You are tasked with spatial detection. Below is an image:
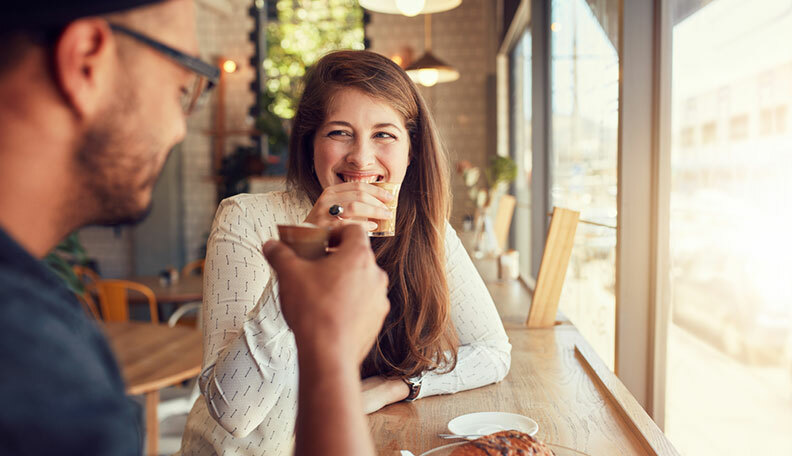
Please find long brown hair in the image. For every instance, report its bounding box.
[287,50,458,378]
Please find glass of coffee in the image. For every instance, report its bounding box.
[277,224,331,260]
[370,182,401,237]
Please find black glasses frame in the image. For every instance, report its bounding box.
[108,23,220,86]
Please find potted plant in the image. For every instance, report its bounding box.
[456,155,517,256]
[44,233,90,295]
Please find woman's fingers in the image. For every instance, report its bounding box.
[326,181,395,204]
[319,187,392,219]
[305,182,395,229]
[331,196,392,221]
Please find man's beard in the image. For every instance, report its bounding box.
[74,87,166,228]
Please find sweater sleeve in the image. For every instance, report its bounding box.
[416,222,511,399]
[198,195,299,438]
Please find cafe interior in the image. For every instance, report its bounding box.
[56,0,792,454]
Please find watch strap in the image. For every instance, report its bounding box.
[402,374,423,402]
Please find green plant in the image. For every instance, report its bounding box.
[263,0,364,120]
[456,156,518,208]
[486,155,518,190]
[44,233,88,295]
[255,92,289,154]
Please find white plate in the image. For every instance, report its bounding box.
[447,412,539,439]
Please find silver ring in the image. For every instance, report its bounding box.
[329,204,344,217]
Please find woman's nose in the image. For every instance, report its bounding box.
[345,140,375,168]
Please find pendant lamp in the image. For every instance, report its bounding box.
[359,0,461,17]
[405,14,459,87]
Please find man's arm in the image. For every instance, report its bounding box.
[294,340,375,456]
[263,224,389,456]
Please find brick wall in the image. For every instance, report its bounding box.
[184,0,257,263]
[365,0,498,226]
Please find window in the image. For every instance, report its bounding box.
[510,28,532,280]
[776,105,788,133]
[729,114,749,141]
[760,108,774,136]
[264,0,364,119]
[680,126,696,147]
[664,0,792,454]
[550,0,619,369]
[701,122,717,145]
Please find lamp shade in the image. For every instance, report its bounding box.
[359,0,462,16]
[405,50,460,86]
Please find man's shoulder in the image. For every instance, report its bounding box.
[0,261,81,330]
[0,264,117,385]
[0,268,140,455]
[0,283,105,372]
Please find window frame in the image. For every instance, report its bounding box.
[499,0,669,423]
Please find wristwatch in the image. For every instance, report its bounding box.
[402,374,424,402]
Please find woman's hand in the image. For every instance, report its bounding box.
[304,182,394,231]
[360,375,410,414]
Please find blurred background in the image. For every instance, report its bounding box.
[56,0,790,454]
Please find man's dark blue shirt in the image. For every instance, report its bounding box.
[0,226,141,455]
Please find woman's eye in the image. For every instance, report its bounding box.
[328,130,351,137]
[374,132,396,140]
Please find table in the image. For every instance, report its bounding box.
[103,322,203,456]
[368,256,680,455]
[127,274,203,305]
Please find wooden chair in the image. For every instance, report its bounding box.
[72,265,102,319]
[73,265,101,285]
[181,259,205,277]
[75,290,101,320]
[526,207,580,328]
[92,280,159,324]
[493,194,517,251]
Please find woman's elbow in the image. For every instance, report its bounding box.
[198,373,259,438]
[492,343,512,382]
[202,394,258,438]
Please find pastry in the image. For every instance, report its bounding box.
[448,430,555,456]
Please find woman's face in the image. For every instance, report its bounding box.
[313,87,410,187]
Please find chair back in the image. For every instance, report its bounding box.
[526,207,579,328]
[72,265,102,319]
[181,259,205,278]
[493,194,517,251]
[93,279,159,323]
[73,265,100,285]
[75,290,101,320]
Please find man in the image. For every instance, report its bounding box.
[0,1,388,455]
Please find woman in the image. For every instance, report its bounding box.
[179,50,510,455]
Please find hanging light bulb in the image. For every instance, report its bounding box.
[395,0,425,16]
[222,59,238,73]
[404,14,459,87]
[358,0,461,16]
[406,52,458,86]
[417,68,439,87]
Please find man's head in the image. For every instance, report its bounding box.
[0,0,209,229]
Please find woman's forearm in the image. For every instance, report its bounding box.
[414,342,511,399]
[361,376,410,414]
[199,317,296,437]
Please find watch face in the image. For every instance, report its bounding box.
[404,375,422,401]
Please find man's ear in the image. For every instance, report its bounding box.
[53,19,116,119]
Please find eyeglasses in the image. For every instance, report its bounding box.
[108,23,220,115]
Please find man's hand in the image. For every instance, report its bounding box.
[263,224,389,363]
[263,224,388,456]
